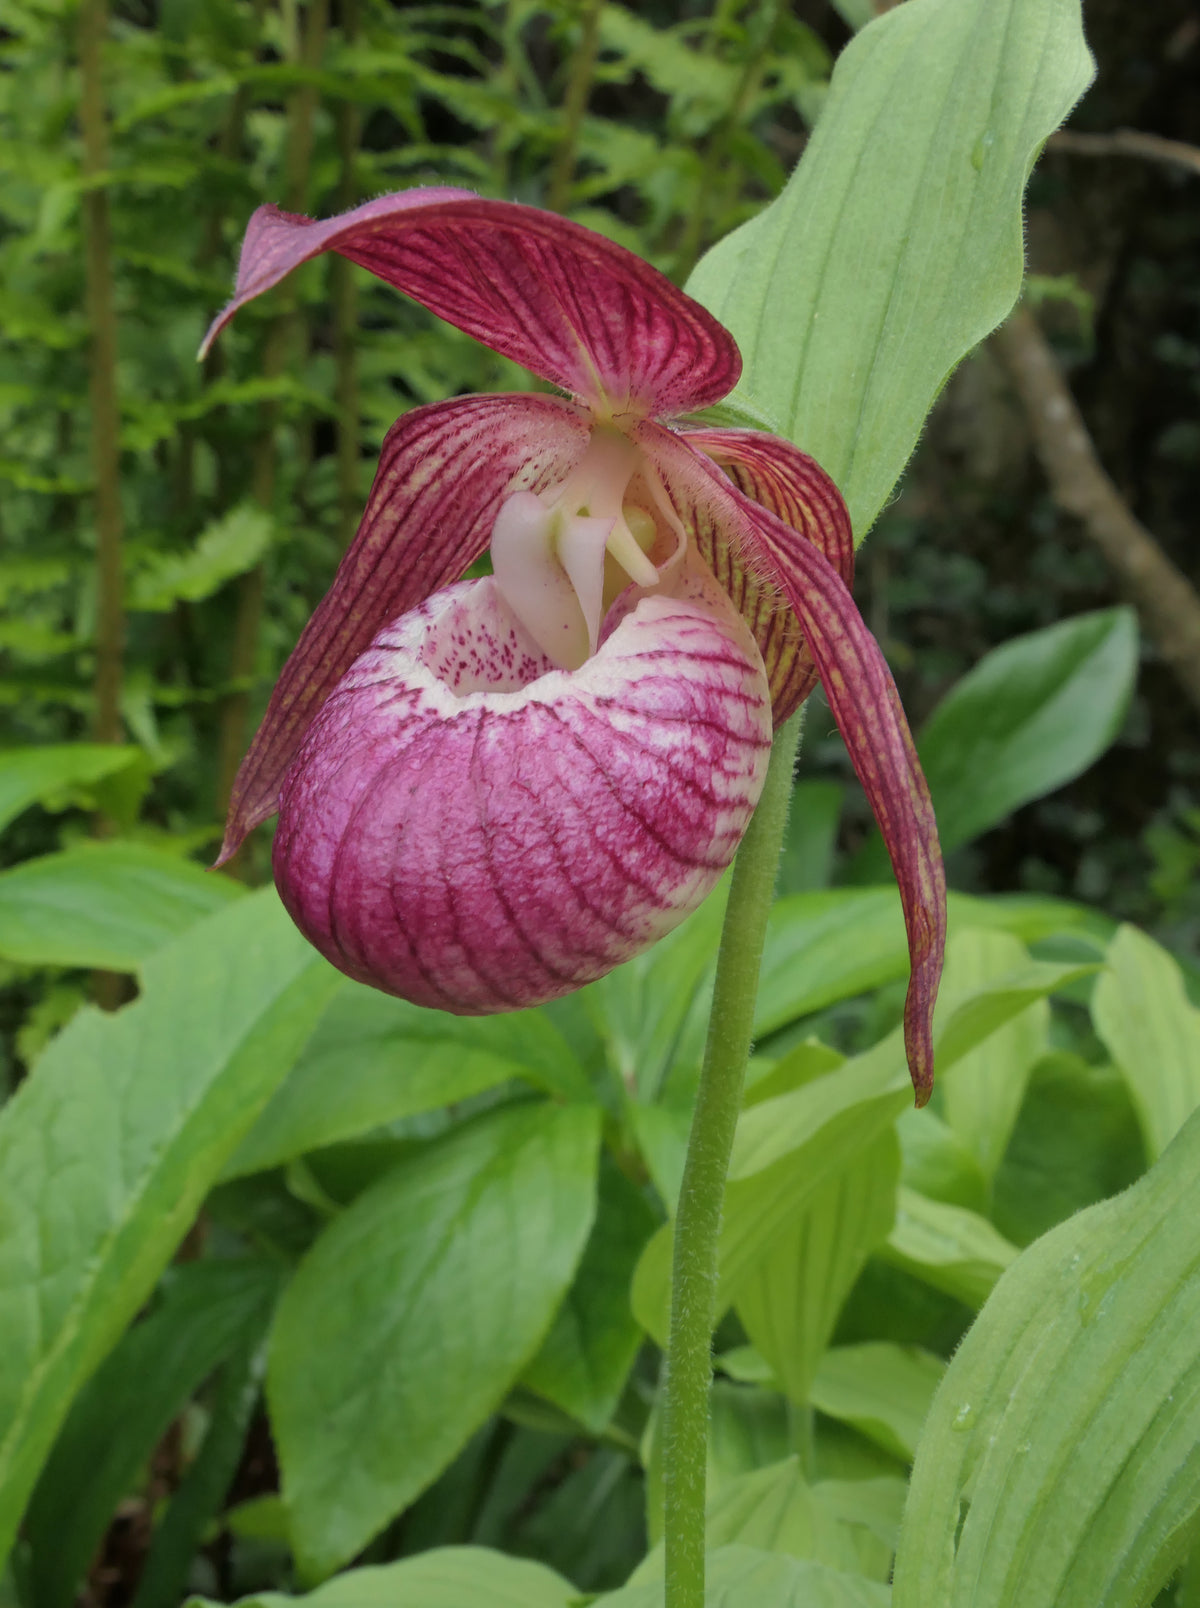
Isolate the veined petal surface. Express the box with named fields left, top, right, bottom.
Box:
left=200, top=190, right=740, bottom=418
left=645, top=427, right=945, bottom=1099
left=218, top=393, right=591, bottom=862
left=681, top=426, right=855, bottom=714
left=272, top=570, right=773, bottom=1012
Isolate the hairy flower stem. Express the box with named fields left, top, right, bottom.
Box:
left=662, top=712, right=802, bottom=1608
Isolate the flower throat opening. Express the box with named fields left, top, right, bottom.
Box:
left=489, top=426, right=675, bottom=672
left=416, top=580, right=558, bottom=696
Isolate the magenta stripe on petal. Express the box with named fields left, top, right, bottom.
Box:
left=646, top=429, right=946, bottom=1101
left=681, top=428, right=854, bottom=584
left=217, top=393, right=590, bottom=863
left=681, top=426, right=856, bottom=716
left=200, top=190, right=741, bottom=418
left=272, top=571, right=773, bottom=1011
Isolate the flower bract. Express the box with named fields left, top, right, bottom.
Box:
left=202, top=188, right=946, bottom=1101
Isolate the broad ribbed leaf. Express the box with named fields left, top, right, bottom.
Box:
left=268, top=1102, right=601, bottom=1580
left=25, top=1260, right=280, bottom=1608
left=226, top=982, right=590, bottom=1177
left=1093, top=923, right=1200, bottom=1161
left=688, top=0, right=1093, bottom=536
left=735, top=1130, right=899, bottom=1405
left=0, top=842, right=244, bottom=970
left=918, top=608, right=1137, bottom=851
left=521, top=1158, right=657, bottom=1433
left=596, top=1545, right=891, bottom=1608
left=755, top=887, right=1094, bottom=1038
left=583, top=884, right=726, bottom=1104
left=189, top=1550, right=576, bottom=1608
left=632, top=957, right=1092, bottom=1344
left=0, top=745, right=142, bottom=835
left=202, top=191, right=739, bottom=416
left=939, top=929, right=1049, bottom=1181
left=883, top=1189, right=1018, bottom=1309
left=894, top=1106, right=1200, bottom=1608
left=0, top=890, right=338, bottom=1562
left=991, top=1052, right=1144, bottom=1248
left=811, top=1343, right=945, bottom=1464
left=629, top=1458, right=904, bottom=1585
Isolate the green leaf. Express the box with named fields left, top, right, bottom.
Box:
left=267, top=1102, right=602, bottom=1580
left=896, top=1106, right=988, bottom=1213
left=582, top=883, right=725, bottom=1102
left=991, top=1052, right=1144, bottom=1248
left=688, top=0, right=1094, bottom=536
left=521, top=1157, right=658, bottom=1433
left=933, top=961, right=1097, bottom=1073
left=226, top=981, right=588, bottom=1177
left=916, top=609, right=1138, bottom=851
left=25, top=1258, right=280, bottom=1608
left=894, top=1105, right=1200, bottom=1608
left=596, top=1545, right=891, bottom=1608
left=0, top=744, right=143, bottom=835
left=0, top=889, right=339, bottom=1562
left=633, top=958, right=1091, bottom=1344
left=1093, top=923, right=1200, bottom=1161
left=188, top=1548, right=577, bottom=1608
left=776, top=780, right=845, bottom=896
left=0, top=842, right=245, bottom=970
left=882, top=1188, right=1018, bottom=1309
left=811, top=1343, right=946, bottom=1463
left=630, top=1457, right=904, bottom=1586
left=127, top=504, right=274, bottom=612
left=756, top=888, right=1094, bottom=1037
left=133, top=1338, right=262, bottom=1608
left=735, top=1130, right=900, bottom=1405
left=938, top=929, right=1049, bottom=1181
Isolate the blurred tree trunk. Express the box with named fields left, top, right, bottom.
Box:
left=994, top=305, right=1200, bottom=716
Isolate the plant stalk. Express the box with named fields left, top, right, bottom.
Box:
left=545, top=0, right=603, bottom=213
left=78, top=0, right=124, bottom=746
left=661, top=713, right=802, bottom=1608
left=332, top=0, right=362, bottom=548
left=672, top=0, right=788, bottom=280
left=213, top=0, right=327, bottom=824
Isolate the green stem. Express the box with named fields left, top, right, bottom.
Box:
left=661, top=713, right=802, bottom=1608
left=213, top=0, right=326, bottom=826
left=545, top=0, right=603, bottom=213
left=78, top=0, right=124, bottom=746
left=672, top=0, right=788, bottom=281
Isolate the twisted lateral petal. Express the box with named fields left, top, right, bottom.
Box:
left=200, top=190, right=741, bottom=418
left=681, top=426, right=856, bottom=714
left=647, top=429, right=946, bottom=1101
left=272, top=571, right=773, bottom=1012
left=681, top=428, right=854, bottom=583
left=217, top=393, right=591, bottom=863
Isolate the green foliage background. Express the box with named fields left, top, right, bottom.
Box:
left=0, top=1, right=1199, bottom=1606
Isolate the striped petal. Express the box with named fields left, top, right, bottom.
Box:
left=272, top=567, right=773, bottom=1011
left=200, top=189, right=740, bottom=419
left=217, top=393, right=591, bottom=863
left=680, top=426, right=855, bottom=716
left=645, top=426, right=946, bottom=1101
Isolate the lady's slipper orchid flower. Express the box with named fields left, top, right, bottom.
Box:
left=202, top=189, right=946, bottom=1101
